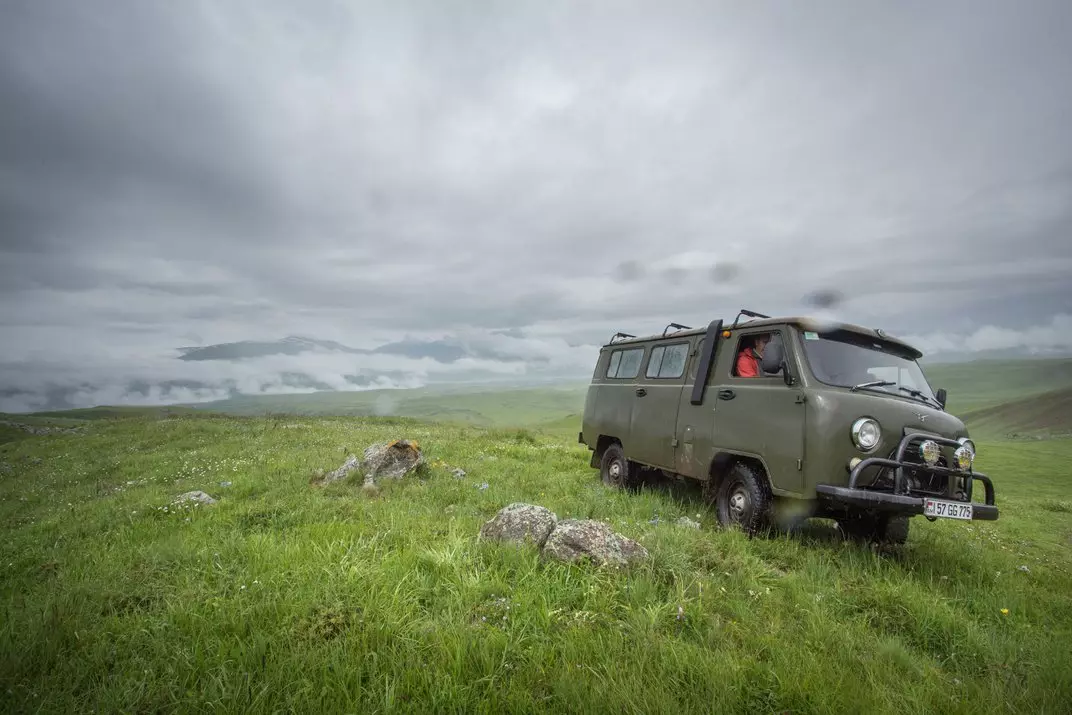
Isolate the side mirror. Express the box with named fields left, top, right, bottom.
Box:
left=781, top=360, right=795, bottom=386
left=935, top=388, right=947, bottom=409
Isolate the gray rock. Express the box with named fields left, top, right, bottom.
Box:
left=451, top=467, right=467, bottom=479
left=675, top=516, right=701, bottom=530
left=362, top=440, right=423, bottom=480
left=541, top=519, right=649, bottom=567
left=173, top=490, right=217, bottom=505
left=322, top=454, right=361, bottom=484
left=479, top=503, right=559, bottom=548
left=318, top=440, right=424, bottom=488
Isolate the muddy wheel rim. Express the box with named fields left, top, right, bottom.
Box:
left=607, top=459, right=623, bottom=486
left=728, top=484, right=750, bottom=522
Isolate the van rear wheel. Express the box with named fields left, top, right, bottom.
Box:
left=599, top=443, right=641, bottom=491
left=715, top=462, right=772, bottom=536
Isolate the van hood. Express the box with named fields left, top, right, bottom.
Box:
left=808, top=388, right=970, bottom=479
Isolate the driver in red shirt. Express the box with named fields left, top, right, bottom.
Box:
left=736, top=333, right=771, bottom=377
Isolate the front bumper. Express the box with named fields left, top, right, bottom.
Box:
left=816, top=432, right=998, bottom=521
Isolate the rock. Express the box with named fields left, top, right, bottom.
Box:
left=173, top=490, right=217, bottom=505
left=676, top=516, right=701, bottom=530
left=321, top=454, right=362, bottom=484
left=451, top=467, right=467, bottom=479
left=541, top=519, right=649, bottom=567
left=1018, top=565, right=1030, bottom=573
left=479, top=503, right=558, bottom=548
left=362, top=440, right=423, bottom=480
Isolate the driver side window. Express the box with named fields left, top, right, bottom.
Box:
left=731, top=331, right=784, bottom=377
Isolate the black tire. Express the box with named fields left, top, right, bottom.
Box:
left=599, top=443, right=641, bottom=491
left=715, top=462, right=773, bottom=536
left=837, top=514, right=910, bottom=545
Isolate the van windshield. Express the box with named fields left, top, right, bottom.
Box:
left=798, top=329, right=937, bottom=403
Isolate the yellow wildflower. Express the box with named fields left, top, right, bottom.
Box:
left=1000, top=608, right=1009, bottom=615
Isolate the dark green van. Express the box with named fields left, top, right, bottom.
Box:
left=579, top=310, right=998, bottom=543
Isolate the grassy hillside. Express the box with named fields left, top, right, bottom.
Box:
left=2, top=414, right=1071, bottom=713
left=186, top=385, right=589, bottom=431
left=923, top=357, right=1072, bottom=414
left=960, top=387, right=1072, bottom=439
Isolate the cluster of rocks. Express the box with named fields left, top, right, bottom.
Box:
left=479, top=503, right=649, bottom=567
left=315, top=439, right=425, bottom=493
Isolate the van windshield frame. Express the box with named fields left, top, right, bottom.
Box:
left=796, top=328, right=937, bottom=402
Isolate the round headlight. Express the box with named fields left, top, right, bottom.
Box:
left=958, top=437, right=976, bottom=457
left=919, top=439, right=940, bottom=465
left=851, top=418, right=881, bottom=451
left=954, top=446, right=974, bottom=471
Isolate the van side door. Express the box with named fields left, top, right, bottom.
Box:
left=709, top=328, right=807, bottom=495
left=628, top=340, right=691, bottom=469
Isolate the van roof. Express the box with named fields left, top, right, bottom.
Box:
left=603, top=316, right=923, bottom=359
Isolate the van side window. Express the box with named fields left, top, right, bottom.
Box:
left=645, top=346, right=665, bottom=378
left=658, top=343, right=689, bottom=378
left=732, top=332, right=784, bottom=377
left=607, top=347, right=644, bottom=379
left=606, top=351, right=621, bottom=378
left=645, top=343, right=689, bottom=379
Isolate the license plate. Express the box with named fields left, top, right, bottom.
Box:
left=924, top=498, right=973, bottom=520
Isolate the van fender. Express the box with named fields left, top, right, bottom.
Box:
left=706, top=450, right=796, bottom=498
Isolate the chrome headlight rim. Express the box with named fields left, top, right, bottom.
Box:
left=957, top=437, right=976, bottom=456
left=954, top=445, right=975, bottom=471
left=851, top=417, right=882, bottom=452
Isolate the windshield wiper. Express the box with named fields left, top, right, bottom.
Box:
left=849, top=380, right=896, bottom=392
left=897, top=386, right=943, bottom=410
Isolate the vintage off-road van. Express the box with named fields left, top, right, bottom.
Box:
left=579, top=310, right=998, bottom=543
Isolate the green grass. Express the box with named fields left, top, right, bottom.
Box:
left=2, top=414, right=1071, bottom=713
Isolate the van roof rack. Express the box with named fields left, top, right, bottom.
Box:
left=662, top=322, right=692, bottom=337
left=731, top=308, right=770, bottom=329
left=609, top=331, right=636, bottom=343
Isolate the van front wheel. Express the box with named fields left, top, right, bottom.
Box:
left=716, top=462, right=773, bottom=536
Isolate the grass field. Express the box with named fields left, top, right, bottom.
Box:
left=2, top=412, right=1070, bottom=713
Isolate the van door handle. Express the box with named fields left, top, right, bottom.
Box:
left=635, top=387, right=647, bottom=397
left=717, top=389, right=735, bottom=400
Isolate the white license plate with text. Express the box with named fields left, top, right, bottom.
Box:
left=924, top=498, right=973, bottom=520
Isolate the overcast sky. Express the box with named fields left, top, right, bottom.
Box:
left=2, top=0, right=1071, bottom=411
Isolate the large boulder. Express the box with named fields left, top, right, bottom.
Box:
left=479, top=503, right=558, bottom=548
left=541, top=519, right=649, bottom=567
left=362, top=440, right=423, bottom=479
left=317, top=440, right=424, bottom=486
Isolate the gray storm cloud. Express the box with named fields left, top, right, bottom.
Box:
left=1, top=0, right=1071, bottom=411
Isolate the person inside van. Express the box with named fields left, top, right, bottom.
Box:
left=735, top=333, right=770, bottom=377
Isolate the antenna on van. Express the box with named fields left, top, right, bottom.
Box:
left=609, top=331, right=636, bottom=344
left=731, top=308, right=770, bottom=329
left=662, top=322, right=692, bottom=337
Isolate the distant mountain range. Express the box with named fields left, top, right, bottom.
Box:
left=176, top=335, right=535, bottom=364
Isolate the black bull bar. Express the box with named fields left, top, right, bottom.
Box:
left=816, top=432, right=998, bottom=520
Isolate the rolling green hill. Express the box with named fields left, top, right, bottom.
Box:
left=922, top=357, right=1072, bottom=414
left=13, top=357, right=1071, bottom=443
left=960, top=387, right=1072, bottom=439
left=185, top=385, right=589, bottom=430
